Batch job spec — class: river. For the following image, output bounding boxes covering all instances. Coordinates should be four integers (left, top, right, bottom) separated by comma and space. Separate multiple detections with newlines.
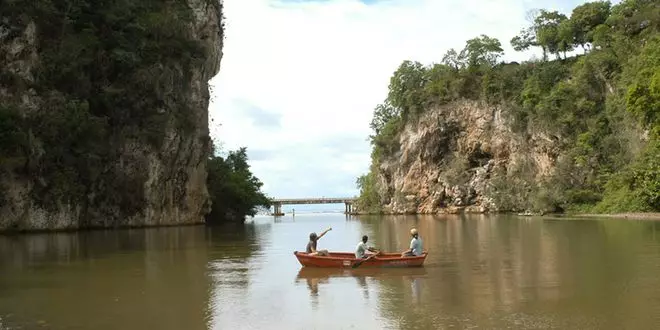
2, 213, 660, 329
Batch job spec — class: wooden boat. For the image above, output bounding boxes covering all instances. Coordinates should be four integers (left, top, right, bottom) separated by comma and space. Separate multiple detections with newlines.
293, 251, 428, 268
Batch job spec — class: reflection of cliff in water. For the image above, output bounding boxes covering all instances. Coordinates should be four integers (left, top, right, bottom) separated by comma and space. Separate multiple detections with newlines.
361, 215, 660, 329
0, 224, 265, 330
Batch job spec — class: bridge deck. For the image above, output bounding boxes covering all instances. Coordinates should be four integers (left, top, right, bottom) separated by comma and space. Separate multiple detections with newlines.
271, 198, 356, 205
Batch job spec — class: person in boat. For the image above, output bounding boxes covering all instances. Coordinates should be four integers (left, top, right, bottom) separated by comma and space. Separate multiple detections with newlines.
401, 228, 423, 257
355, 235, 380, 259
306, 227, 331, 256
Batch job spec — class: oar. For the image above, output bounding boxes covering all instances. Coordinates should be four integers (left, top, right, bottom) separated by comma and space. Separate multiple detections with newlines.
352, 251, 379, 269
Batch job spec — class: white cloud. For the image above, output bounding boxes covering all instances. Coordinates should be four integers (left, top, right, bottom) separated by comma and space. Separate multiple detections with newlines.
208, 0, 591, 199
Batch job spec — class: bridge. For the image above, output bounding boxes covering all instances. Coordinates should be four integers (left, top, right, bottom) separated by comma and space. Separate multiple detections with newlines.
270, 197, 357, 216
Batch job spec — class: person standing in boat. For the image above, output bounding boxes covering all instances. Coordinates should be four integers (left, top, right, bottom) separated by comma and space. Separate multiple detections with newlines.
401, 228, 423, 257
306, 227, 331, 256
355, 235, 380, 259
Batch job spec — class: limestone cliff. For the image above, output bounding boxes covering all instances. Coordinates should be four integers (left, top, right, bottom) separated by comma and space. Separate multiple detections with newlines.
359, 0, 659, 215
0, 0, 223, 231
373, 100, 561, 214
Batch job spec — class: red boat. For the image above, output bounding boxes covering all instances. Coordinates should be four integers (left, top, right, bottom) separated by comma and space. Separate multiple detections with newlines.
293, 251, 428, 268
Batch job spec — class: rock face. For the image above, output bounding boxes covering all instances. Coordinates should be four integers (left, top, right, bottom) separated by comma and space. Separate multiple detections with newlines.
0, 0, 223, 231
375, 100, 560, 214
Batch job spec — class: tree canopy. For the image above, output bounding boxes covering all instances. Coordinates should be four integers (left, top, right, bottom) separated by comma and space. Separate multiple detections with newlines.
206, 147, 270, 223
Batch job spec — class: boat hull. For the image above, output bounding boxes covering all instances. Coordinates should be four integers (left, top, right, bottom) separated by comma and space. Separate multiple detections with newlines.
293, 251, 428, 268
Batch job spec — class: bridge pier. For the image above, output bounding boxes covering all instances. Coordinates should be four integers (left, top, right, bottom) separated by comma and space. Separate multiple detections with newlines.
272, 202, 284, 216
344, 202, 353, 214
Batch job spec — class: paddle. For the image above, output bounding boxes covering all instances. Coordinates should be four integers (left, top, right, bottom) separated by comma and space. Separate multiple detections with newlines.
352, 251, 379, 268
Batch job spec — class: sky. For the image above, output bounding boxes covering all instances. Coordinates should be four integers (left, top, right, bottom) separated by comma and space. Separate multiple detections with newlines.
208, 0, 606, 201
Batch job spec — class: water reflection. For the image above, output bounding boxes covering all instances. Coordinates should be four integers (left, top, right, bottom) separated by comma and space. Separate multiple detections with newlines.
295, 268, 327, 309
4, 215, 660, 329
295, 267, 428, 308
362, 215, 660, 329
0, 224, 263, 330
408, 276, 422, 304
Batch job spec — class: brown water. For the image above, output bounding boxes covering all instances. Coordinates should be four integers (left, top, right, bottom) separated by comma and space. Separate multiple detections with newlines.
2, 214, 660, 329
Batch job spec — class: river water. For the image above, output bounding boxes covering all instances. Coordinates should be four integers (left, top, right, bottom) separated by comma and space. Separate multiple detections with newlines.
2, 213, 660, 329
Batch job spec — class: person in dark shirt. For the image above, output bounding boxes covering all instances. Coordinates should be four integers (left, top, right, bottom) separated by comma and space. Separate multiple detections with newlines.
306, 227, 332, 256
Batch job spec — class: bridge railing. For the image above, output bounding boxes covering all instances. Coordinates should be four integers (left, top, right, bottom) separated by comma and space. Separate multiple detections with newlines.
271, 197, 356, 202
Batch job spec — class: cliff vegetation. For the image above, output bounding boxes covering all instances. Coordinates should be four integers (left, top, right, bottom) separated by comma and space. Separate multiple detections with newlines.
206, 146, 270, 223
356, 0, 659, 214
0, 0, 266, 230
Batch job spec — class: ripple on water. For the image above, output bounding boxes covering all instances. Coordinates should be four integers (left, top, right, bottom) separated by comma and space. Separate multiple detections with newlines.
207, 259, 254, 286
6, 215, 660, 330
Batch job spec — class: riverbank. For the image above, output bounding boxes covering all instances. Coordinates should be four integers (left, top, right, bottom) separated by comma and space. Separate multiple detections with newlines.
0, 221, 208, 236
350, 210, 660, 221
567, 213, 660, 221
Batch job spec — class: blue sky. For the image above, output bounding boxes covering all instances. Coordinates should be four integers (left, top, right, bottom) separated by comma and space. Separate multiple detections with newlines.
208, 0, 615, 200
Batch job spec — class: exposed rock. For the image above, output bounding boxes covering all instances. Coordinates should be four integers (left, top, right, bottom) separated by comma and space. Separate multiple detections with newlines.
375, 100, 560, 214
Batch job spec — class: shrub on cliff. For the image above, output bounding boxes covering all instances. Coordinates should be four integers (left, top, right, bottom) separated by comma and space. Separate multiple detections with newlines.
355, 169, 382, 214
206, 147, 270, 223
358, 0, 660, 213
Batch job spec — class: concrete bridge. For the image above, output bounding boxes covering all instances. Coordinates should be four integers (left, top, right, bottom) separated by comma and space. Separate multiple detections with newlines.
270, 197, 357, 216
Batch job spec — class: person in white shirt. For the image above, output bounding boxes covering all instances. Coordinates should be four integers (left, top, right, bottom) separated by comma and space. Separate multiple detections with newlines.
401, 228, 423, 257
355, 235, 379, 258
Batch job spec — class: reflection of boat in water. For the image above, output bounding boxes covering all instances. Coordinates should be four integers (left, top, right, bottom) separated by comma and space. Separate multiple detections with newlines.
295, 266, 428, 281
293, 251, 428, 268
295, 265, 428, 307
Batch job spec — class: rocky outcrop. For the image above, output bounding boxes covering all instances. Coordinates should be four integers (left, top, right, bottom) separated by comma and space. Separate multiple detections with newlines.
374, 100, 561, 214
0, 0, 223, 231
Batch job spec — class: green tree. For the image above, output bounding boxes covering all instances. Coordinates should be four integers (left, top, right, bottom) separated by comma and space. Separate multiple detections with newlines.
624, 37, 660, 128
424, 64, 460, 104
570, 1, 612, 52
206, 147, 270, 223
606, 0, 660, 37
387, 60, 428, 119
592, 24, 614, 49
441, 48, 463, 71
534, 10, 570, 60
557, 19, 576, 59
510, 27, 537, 52
355, 171, 382, 213
369, 102, 400, 136
459, 35, 504, 68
